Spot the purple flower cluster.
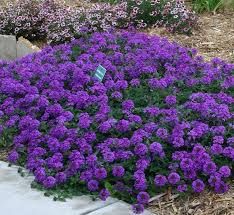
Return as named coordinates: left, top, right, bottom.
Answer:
left=0, top=31, right=233, bottom=213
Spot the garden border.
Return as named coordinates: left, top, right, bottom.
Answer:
left=0, top=161, right=152, bottom=215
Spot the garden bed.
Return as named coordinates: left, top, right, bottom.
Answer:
left=1, top=31, right=234, bottom=214
left=34, top=12, right=234, bottom=63
left=146, top=10, right=234, bottom=215
left=0, top=1, right=233, bottom=215
left=147, top=11, right=234, bottom=215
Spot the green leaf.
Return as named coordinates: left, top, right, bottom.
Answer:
left=104, top=181, right=113, bottom=194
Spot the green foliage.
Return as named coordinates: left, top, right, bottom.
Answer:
left=31, top=174, right=99, bottom=202
left=191, top=0, right=230, bottom=13
left=0, top=128, right=15, bottom=149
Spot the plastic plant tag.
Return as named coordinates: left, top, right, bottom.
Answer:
left=94, top=65, right=106, bottom=82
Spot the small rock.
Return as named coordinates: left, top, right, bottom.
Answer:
left=188, top=209, right=194, bottom=214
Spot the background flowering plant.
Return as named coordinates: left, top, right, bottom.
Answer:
left=44, top=2, right=129, bottom=44
left=0, top=0, right=197, bottom=44
left=0, top=0, right=46, bottom=40
left=110, top=0, right=197, bottom=33
left=0, top=31, right=233, bottom=213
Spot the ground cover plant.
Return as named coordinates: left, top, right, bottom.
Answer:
left=0, top=31, right=233, bottom=213
left=0, top=0, right=197, bottom=44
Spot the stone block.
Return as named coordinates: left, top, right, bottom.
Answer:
left=0, top=35, right=17, bottom=60
left=17, top=37, right=40, bottom=59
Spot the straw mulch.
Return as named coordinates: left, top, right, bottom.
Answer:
left=148, top=182, right=234, bottom=215
left=0, top=149, right=8, bottom=162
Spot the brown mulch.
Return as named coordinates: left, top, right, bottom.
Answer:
left=64, top=0, right=91, bottom=7
left=147, top=11, right=234, bottom=62
left=148, top=182, right=234, bottom=215
left=0, top=149, right=8, bottom=162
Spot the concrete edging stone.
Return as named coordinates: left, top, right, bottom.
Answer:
left=0, top=161, right=152, bottom=215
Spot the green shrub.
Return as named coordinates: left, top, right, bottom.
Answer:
left=87, top=0, right=198, bottom=34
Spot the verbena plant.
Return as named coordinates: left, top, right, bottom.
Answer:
left=0, top=31, right=233, bottom=214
